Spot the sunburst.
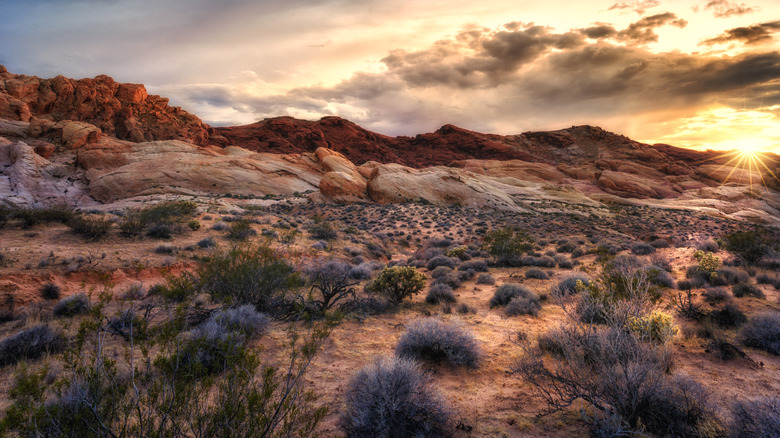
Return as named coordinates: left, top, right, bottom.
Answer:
left=703, top=146, right=780, bottom=192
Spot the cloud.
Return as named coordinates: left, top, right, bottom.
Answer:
left=703, top=0, right=755, bottom=17
left=615, top=13, right=688, bottom=44
left=608, top=1, right=661, bottom=15
left=700, top=21, right=780, bottom=45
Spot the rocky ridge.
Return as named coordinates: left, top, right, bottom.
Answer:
left=1, top=67, right=779, bottom=225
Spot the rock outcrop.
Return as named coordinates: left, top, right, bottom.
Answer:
left=0, top=68, right=211, bottom=145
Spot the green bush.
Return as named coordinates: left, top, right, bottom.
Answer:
left=226, top=219, right=256, bottom=241
left=365, top=266, right=426, bottom=304
left=68, top=215, right=112, bottom=240
left=308, top=215, right=337, bottom=240
left=13, top=205, right=76, bottom=228
left=198, top=243, right=300, bottom=313
left=482, top=228, right=533, bottom=266
left=721, top=230, right=769, bottom=264
left=119, top=200, right=197, bottom=238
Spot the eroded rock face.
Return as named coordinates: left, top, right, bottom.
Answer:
left=0, top=69, right=211, bottom=145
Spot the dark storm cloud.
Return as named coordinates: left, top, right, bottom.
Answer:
left=580, top=25, right=619, bottom=39
left=700, top=21, right=780, bottom=45
left=608, top=1, right=661, bottom=15
left=615, top=13, right=688, bottom=44
left=702, top=0, right=755, bottom=17
left=379, top=25, right=585, bottom=88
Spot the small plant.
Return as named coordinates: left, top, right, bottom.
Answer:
left=551, top=275, right=589, bottom=297
left=732, top=284, right=764, bottom=299
left=489, top=284, right=535, bottom=308
left=729, top=397, right=780, bottom=437
left=395, top=318, right=481, bottom=367
left=340, top=356, right=453, bottom=437
left=196, top=237, right=216, bottom=248
left=476, top=273, right=495, bottom=285
left=226, top=219, right=256, bottom=241
left=702, top=287, right=729, bottom=304
left=53, top=293, right=90, bottom=317
left=630, top=243, right=655, bottom=255
left=308, top=215, right=337, bottom=240
left=40, top=283, right=61, bottom=300
left=738, top=312, right=780, bottom=355
left=525, top=268, right=550, bottom=280
left=426, top=255, right=456, bottom=271
left=694, top=250, right=721, bottom=281
left=626, top=310, right=678, bottom=344
left=68, top=215, right=112, bottom=240
left=505, top=294, right=541, bottom=316
left=459, top=259, right=488, bottom=272
left=482, top=228, right=533, bottom=266
left=187, top=219, right=201, bottom=230
left=365, top=266, right=426, bottom=304
left=721, top=230, right=769, bottom=265
left=446, top=246, right=468, bottom=259
left=0, top=325, right=65, bottom=366
left=425, top=284, right=456, bottom=304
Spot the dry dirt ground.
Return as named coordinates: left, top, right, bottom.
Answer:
left=0, top=200, right=778, bottom=437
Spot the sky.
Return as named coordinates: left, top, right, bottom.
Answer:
left=1, top=0, right=779, bottom=153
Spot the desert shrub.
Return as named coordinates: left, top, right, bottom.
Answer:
left=525, top=268, right=550, bottom=280
left=732, top=284, right=764, bottom=299
left=482, top=228, right=533, bottom=266
left=308, top=216, right=337, bottom=240
left=40, top=283, right=61, bottom=300
left=445, top=246, right=468, bottom=260
left=208, top=305, right=270, bottom=338
left=197, top=243, right=299, bottom=313
left=153, top=273, right=197, bottom=302
left=555, top=255, right=574, bottom=269
left=631, top=243, right=655, bottom=255
left=13, top=205, right=76, bottom=228
left=641, top=266, right=675, bottom=289
left=154, top=244, right=176, bottom=254
left=196, top=237, right=216, bottom=249
left=575, top=256, right=658, bottom=325
left=756, top=273, right=780, bottom=287
left=695, top=239, right=720, bottom=252
left=716, top=267, right=749, bottom=285
left=459, top=259, right=488, bottom=272
left=571, top=247, right=586, bottom=258
left=625, top=310, right=678, bottom=344
left=0, top=325, right=65, bottom=366
left=341, top=297, right=391, bottom=316
left=431, top=273, right=462, bottom=290
left=339, top=356, right=452, bottom=438
left=120, top=201, right=196, bottom=238
left=210, top=221, right=228, bottom=231
left=505, top=294, right=541, bottom=317
left=551, top=275, right=589, bottom=297
left=729, top=397, right=780, bottom=438
left=146, top=222, right=174, bottom=239
left=68, top=215, right=112, bottom=240
left=426, top=255, right=456, bottom=271
left=489, top=284, right=535, bottom=308
left=476, top=273, right=495, bottom=285
left=53, top=293, right=90, bottom=317
left=555, top=239, right=578, bottom=253
left=519, top=255, right=556, bottom=268
left=703, top=287, right=730, bottom=304
left=650, top=239, right=670, bottom=248
left=365, top=266, right=426, bottom=304
left=425, top=284, right=456, bottom=304
left=430, top=266, right=452, bottom=279
left=304, top=260, right=359, bottom=314
left=348, top=264, right=372, bottom=280
left=187, top=219, right=201, bottom=231
left=739, top=312, right=780, bottom=355
left=709, top=304, right=747, bottom=328
left=395, top=318, right=481, bottom=367
left=722, top=230, right=770, bottom=265
left=514, top=325, right=720, bottom=436
left=650, top=254, right=673, bottom=272
left=226, top=219, right=256, bottom=241
left=456, top=303, right=474, bottom=314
